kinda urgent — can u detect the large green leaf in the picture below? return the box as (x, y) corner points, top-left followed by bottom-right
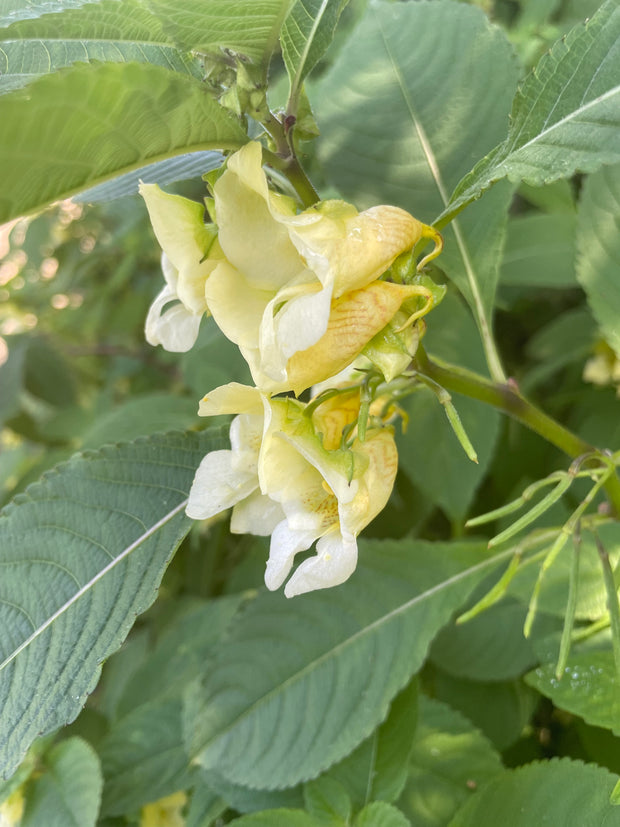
(146, 0), (293, 64)
(576, 162), (620, 356)
(315, 0), (519, 377)
(185, 538), (503, 790)
(447, 0), (620, 219)
(21, 738), (102, 827)
(0, 0), (202, 94)
(0, 427), (227, 780)
(500, 213), (577, 288)
(0, 61), (247, 223)
(526, 650), (620, 733)
(281, 0), (348, 110)
(448, 758), (620, 827)
(398, 696), (503, 827)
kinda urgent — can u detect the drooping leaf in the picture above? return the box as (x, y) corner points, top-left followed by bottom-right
(576, 161), (620, 356)
(281, 0), (348, 110)
(397, 292), (501, 521)
(446, 0), (620, 219)
(146, 0), (293, 65)
(21, 738), (103, 827)
(326, 679), (419, 808)
(448, 758), (620, 827)
(526, 650), (620, 734)
(0, 427), (227, 780)
(399, 696), (503, 827)
(315, 0), (519, 377)
(75, 151), (224, 203)
(185, 538), (502, 790)
(0, 61), (247, 223)
(0, 0), (202, 94)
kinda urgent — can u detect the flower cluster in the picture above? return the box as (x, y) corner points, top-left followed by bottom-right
(142, 142), (443, 596)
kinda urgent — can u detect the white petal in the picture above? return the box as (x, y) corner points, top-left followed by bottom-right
(284, 532), (358, 598)
(264, 519), (317, 591)
(186, 450), (257, 520)
(145, 287), (202, 352)
(230, 489), (285, 536)
(272, 279), (334, 361)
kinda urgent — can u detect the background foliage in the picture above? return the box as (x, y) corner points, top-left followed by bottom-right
(1, 0), (620, 825)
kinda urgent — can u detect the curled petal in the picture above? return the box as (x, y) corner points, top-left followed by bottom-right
(145, 285), (202, 352)
(186, 449), (258, 520)
(198, 382), (263, 417)
(264, 520), (317, 591)
(284, 531), (358, 598)
(231, 488), (285, 536)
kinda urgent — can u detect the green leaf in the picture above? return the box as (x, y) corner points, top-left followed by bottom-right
(99, 698), (194, 817)
(397, 292), (501, 521)
(0, 334), (27, 427)
(281, 0), (348, 110)
(0, 0), (101, 28)
(500, 213), (577, 288)
(354, 802), (410, 827)
(186, 784), (227, 827)
(315, 0), (519, 374)
(304, 777), (351, 824)
(0, 0), (203, 94)
(185, 538), (502, 790)
(228, 811), (327, 827)
(576, 162), (620, 356)
(526, 650), (620, 734)
(448, 758), (620, 827)
(399, 696), (503, 827)
(21, 738), (102, 827)
(326, 679), (418, 808)
(0, 427), (227, 780)
(146, 0), (293, 64)
(0, 61), (247, 223)
(430, 599), (537, 682)
(447, 1), (620, 219)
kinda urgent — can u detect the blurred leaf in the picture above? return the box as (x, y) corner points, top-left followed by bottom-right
(185, 538), (501, 790)
(99, 698), (194, 817)
(186, 784), (227, 827)
(0, 0), (202, 94)
(23, 335), (77, 408)
(518, 179), (576, 214)
(500, 213), (577, 288)
(21, 738), (102, 827)
(576, 161), (620, 357)
(0, 61), (247, 223)
(228, 810), (328, 827)
(431, 670), (538, 751)
(281, 0), (348, 107)
(526, 650), (620, 734)
(447, 1), (620, 218)
(316, 0), (519, 351)
(448, 758), (620, 827)
(326, 679), (418, 808)
(398, 696), (503, 827)
(354, 802), (410, 827)
(0, 427), (227, 780)
(397, 292), (501, 521)
(198, 770), (304, 816)
(79, 393), (200, 450)
(146, 0), (293, 64)
(0, 0), (104, 27)
(75, 151), (224, 203)
(0, 334), (27, 426)
(430, 599), (537, 682)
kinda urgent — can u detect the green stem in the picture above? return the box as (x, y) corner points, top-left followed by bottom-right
(413, 345), (620, 516)
(261, 113), (319, 208)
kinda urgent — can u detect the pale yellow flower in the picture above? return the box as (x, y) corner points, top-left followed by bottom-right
(0, 788), (25, 827)
(186, 382), (398, 597)
(205, 141), (441, 394)
(140, 792), (187, 827)
(140, 183), (224, 352)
